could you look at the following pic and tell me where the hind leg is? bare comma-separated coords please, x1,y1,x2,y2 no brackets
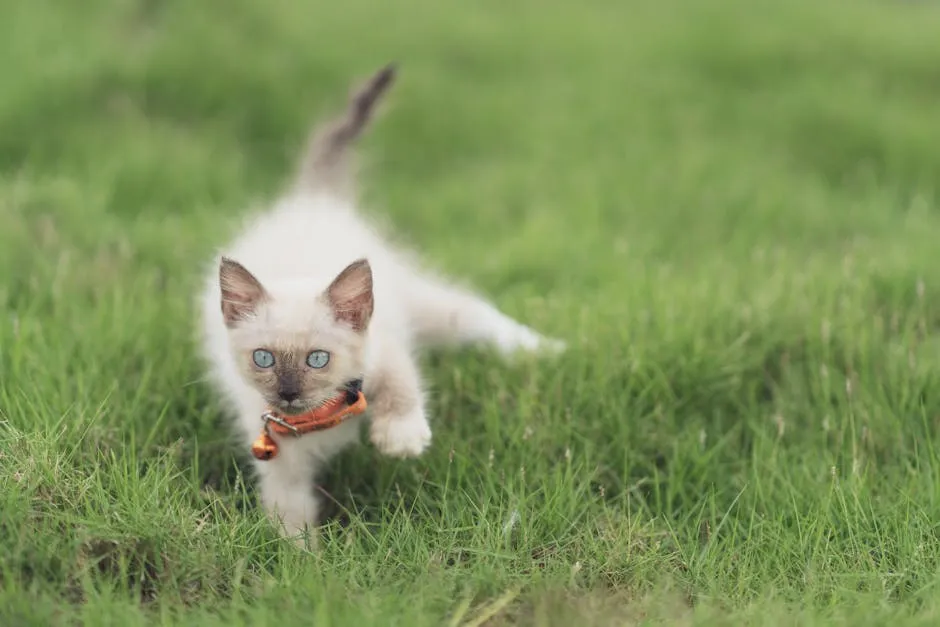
405,276,565,356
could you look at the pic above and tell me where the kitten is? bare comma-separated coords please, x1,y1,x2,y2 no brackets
198,64,563,542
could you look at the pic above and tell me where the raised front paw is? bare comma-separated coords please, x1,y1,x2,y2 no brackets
369,410,432,458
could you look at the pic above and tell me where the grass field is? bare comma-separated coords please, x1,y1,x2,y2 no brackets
2,0,940,624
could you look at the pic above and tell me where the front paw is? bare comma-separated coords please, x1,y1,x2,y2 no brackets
261,501,319,550
369,410,432,458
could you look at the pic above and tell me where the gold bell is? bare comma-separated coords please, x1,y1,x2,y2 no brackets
251,429,279,461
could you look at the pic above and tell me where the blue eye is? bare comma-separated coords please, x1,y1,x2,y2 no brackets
306,350,330,369
252,349,275,368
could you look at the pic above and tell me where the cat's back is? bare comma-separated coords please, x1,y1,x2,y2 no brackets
224,192,397,287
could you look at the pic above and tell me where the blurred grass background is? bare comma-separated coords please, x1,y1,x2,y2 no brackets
2,0,940,624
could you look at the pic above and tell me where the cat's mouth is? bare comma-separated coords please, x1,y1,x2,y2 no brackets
266,382,362,416
271,395,333,416
274,399,315,415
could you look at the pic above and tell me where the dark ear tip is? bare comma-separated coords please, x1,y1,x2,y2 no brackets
346,258,372,276
220,256,252,275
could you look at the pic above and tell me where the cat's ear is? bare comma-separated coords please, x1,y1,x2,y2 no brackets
219,257,268,327
326,258,373,332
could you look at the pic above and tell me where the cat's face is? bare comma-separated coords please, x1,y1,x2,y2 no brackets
219,258,373,414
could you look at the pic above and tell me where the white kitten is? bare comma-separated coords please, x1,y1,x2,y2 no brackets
198,64,563,542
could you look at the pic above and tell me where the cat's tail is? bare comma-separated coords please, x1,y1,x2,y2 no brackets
294,63,397,197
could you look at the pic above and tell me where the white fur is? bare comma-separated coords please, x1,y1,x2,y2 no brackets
198,73,564,542
200,189,563,542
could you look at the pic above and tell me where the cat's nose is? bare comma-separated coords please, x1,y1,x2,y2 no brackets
278,387,301,403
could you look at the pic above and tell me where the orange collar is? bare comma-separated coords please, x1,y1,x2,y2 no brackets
250,380,368,461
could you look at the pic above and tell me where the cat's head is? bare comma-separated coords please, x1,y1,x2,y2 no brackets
218,257,373,414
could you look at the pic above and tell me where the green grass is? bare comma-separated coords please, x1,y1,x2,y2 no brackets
2,0,940,624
